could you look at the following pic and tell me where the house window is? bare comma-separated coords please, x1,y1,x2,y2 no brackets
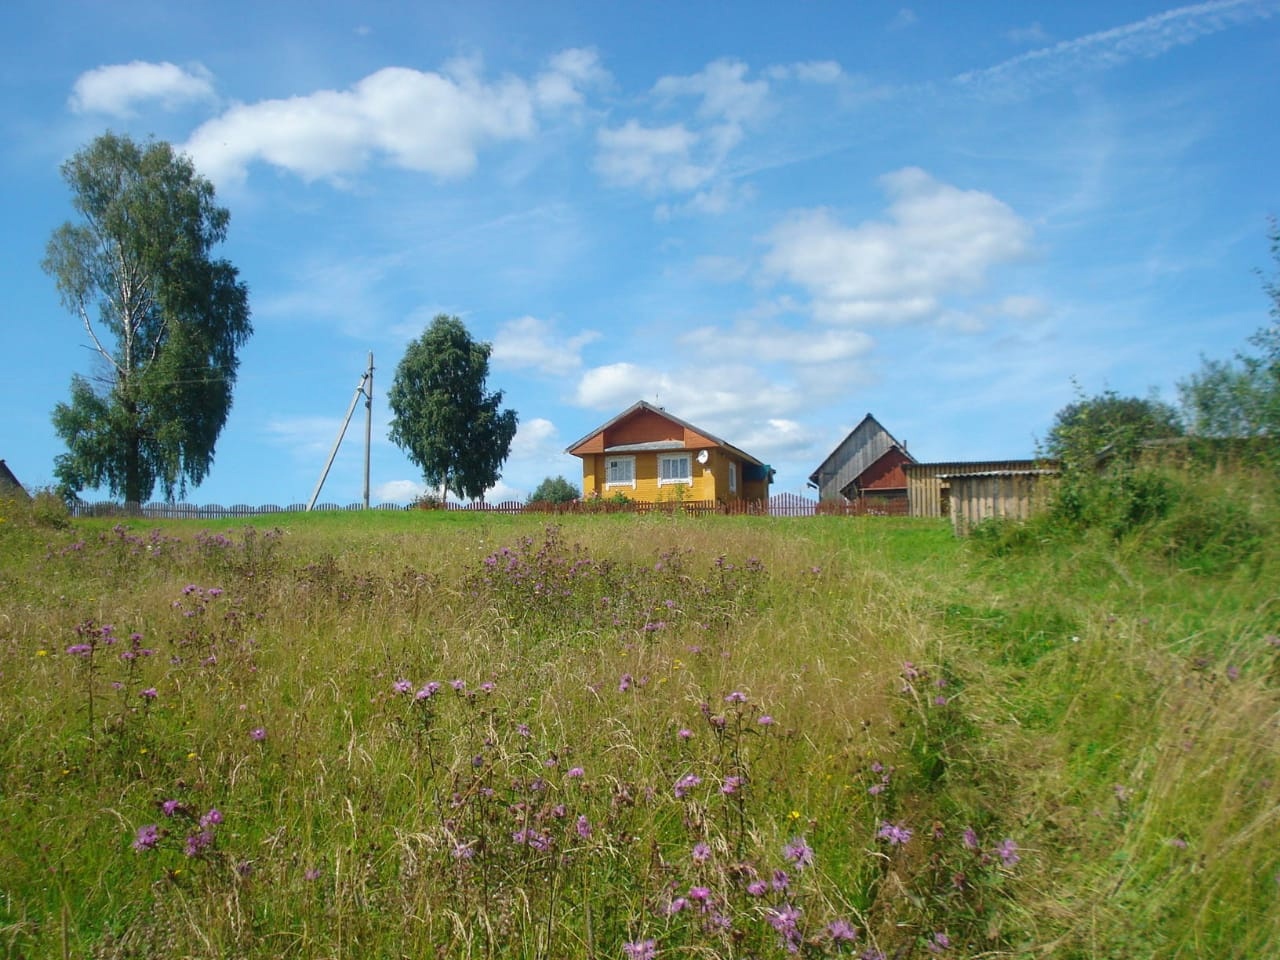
605,456,635,488
729,462,737,494
658,453,692,485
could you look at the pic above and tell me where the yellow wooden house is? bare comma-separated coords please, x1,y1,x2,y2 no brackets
566,401,773,504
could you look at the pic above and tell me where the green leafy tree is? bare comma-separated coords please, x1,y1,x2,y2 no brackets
527,475,579,504
43,133,251,503
1044,388,1183,467
388,315,518,502
1179,222,1280,438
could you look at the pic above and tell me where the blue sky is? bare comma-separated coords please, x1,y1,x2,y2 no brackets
3,0,1277,506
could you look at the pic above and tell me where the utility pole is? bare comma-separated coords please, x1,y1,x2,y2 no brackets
363,351,373,509
307,354,374,512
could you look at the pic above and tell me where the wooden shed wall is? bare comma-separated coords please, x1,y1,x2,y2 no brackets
948,473,1054,536
906,461,1049,518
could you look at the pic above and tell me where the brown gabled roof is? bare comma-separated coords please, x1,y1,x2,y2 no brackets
565,400,765,466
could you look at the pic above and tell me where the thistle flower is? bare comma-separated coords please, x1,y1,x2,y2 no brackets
692,842,711,863
133,824,160,852
878,821,912,845
622,939,657,960
782,836,814,869
392,679,413,695
827,918,858,943
249,727,267,742
673,774,701,798
996,838,1020,866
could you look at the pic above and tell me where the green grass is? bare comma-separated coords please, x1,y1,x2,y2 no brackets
0,481,1276,959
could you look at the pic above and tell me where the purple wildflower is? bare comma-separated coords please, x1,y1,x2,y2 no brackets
622,939,657,960
133,824,161,852
827,918,859,944
757,715,775,726
66,644,93,656
725,691,747,703
677,728,693,740
771,869,790,891
450,679,465,692
927,931,951,954
766,903,803,953
566,766,585,779
576,815,592,839
161,799,182,817
962,826,979,850
200,808,223,828
878,821,912,845
618,674,633,692
184,830,215,857
664,896,689,915
688,885,712,904
249,727,267,742
673,774,701,799
783,836,814,869
995,838,1020,866
746,879,768,896
692,842,711,863
721,775,744,795
304,867,322,881
392,678,413,695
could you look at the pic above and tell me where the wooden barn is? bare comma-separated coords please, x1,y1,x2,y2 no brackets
905,460,1059,528
807,414,915,506
566,401,772,504
0,460,30,501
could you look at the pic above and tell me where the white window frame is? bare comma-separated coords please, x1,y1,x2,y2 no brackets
729,461,737,494
604,455,636,489
658,453,693,486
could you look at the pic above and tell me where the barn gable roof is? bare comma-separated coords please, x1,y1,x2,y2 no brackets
807,413,914,494
0,460,30,500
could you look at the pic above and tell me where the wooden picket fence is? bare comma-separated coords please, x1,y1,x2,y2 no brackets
70,492,909,520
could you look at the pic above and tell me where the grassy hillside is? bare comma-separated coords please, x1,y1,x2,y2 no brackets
0,473,1276,959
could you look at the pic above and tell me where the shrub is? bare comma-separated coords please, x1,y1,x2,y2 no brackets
527,475,579,505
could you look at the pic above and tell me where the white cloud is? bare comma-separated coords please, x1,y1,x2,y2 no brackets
596,58,777,203
653,58,769,126
991,294,1050,319
375,479,424,503
510,417,559,459
184,49,602,184
764,61,844,84
1005,22,1051,45
535,48,609,107
69,61,216,116
492,316,601,376
957,0,1278,98
889,8,919,30
264,415,346,457
683,323,874,367
762,167,1031,326
594,120,710,192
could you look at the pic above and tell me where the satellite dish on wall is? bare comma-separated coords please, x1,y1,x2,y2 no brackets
696,450,709,464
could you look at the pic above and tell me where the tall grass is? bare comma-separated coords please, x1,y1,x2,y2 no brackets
0,478,1276,959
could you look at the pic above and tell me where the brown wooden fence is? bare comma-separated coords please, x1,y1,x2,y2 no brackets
70,493,909,521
